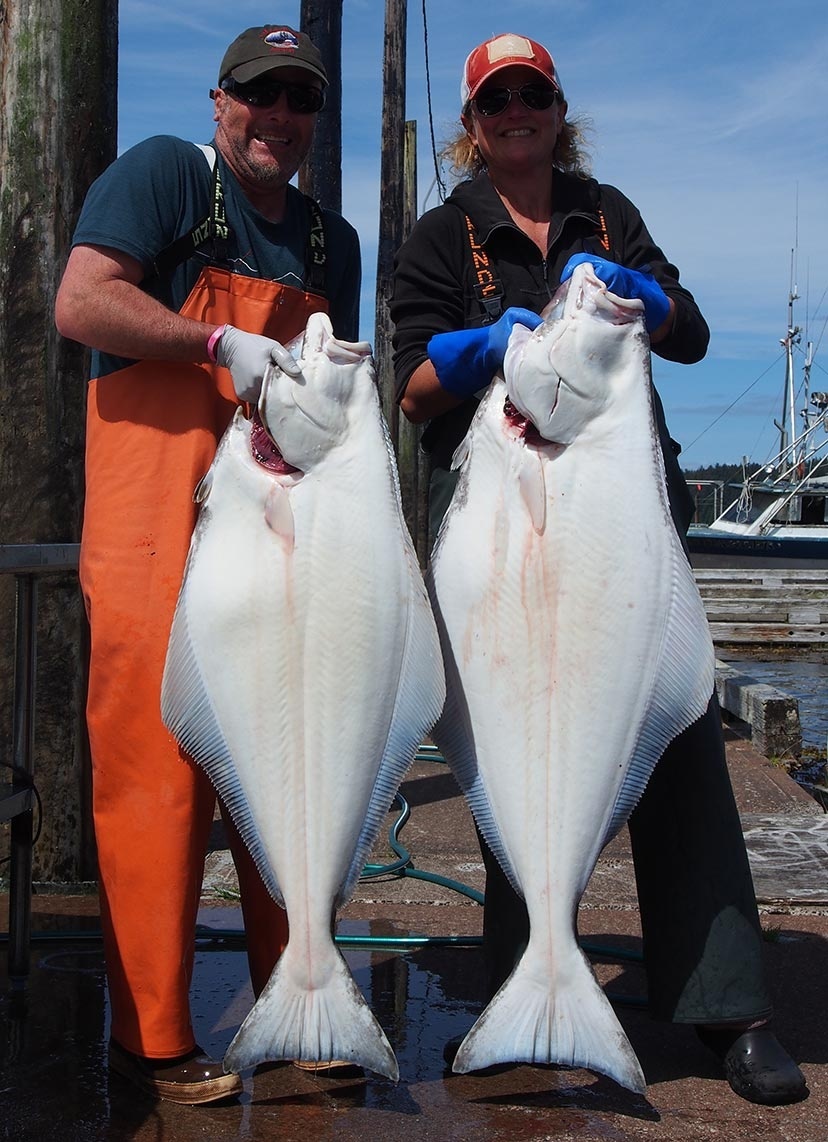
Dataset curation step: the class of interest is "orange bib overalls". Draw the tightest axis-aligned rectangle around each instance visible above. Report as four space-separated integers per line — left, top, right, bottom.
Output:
80 265 328 1057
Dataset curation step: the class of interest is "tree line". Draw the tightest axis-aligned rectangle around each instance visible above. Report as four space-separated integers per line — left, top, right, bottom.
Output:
681 462 746 484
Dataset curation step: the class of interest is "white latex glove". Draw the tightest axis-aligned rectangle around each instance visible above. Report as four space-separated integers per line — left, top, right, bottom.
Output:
215 325 301 403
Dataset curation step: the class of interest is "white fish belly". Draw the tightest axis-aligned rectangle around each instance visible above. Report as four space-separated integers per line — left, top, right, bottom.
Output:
438 427 697 904
167 430 444 914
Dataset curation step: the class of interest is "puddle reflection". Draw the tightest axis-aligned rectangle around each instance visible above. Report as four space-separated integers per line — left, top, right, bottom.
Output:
2 910 660 1139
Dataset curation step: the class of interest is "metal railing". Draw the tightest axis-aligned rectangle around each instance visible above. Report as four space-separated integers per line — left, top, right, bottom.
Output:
686 479 725 525
1 544 80 986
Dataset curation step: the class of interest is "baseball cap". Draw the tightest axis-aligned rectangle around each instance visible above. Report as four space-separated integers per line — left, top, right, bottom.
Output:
461 33 563 106
218 25 328 87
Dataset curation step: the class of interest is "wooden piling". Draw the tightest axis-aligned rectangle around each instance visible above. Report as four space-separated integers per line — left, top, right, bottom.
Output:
0 0 117 882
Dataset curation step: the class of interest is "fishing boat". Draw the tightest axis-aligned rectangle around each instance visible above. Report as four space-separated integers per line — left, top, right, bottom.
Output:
687 284 828 569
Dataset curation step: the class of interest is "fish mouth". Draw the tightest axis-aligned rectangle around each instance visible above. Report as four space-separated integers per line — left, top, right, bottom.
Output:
249 411 301 474
503 397 546 446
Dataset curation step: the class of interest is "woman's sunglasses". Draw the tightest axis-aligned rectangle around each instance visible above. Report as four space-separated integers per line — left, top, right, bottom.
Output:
472 83 559 118
218 77 326 114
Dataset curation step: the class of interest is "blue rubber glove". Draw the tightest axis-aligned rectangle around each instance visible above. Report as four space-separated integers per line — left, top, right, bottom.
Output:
561 254 671 333
427 307 543 398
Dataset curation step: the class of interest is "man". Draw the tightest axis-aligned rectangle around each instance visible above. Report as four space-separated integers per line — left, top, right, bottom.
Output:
55 25 361 1105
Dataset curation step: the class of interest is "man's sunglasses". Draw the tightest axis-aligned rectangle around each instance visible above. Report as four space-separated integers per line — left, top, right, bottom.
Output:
218 77 326 114
472 83 559 118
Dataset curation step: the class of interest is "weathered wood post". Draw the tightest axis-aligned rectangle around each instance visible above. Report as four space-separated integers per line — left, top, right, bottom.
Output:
0 0 118 882
375 0 430 560
375 0 407 443
299 0 342 211
397 121 430 564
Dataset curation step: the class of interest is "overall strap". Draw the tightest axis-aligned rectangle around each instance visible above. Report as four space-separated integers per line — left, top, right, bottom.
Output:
594 205 611 252
303 193 327 296
463 213 505 323
145 145 231 285
586 180 615 259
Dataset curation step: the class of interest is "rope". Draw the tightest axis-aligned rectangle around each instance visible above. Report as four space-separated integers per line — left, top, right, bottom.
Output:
421 0 447 205
682 351 785 457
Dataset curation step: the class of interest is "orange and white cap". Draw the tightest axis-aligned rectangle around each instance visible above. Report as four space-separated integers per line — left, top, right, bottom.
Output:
461 33 564 107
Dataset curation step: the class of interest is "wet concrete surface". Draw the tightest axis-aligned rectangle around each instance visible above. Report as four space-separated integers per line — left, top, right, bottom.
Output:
2 726 828 1140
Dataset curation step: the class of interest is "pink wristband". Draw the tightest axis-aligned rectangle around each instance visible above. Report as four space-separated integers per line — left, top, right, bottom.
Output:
206 324 227 364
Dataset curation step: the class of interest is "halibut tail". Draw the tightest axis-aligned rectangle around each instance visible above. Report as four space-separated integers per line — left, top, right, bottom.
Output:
223 945 399 1081
453 940 645 1094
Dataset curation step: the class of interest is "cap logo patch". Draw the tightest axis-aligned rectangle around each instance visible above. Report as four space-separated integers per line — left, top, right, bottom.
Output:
264 30 299 51
486 34 534 64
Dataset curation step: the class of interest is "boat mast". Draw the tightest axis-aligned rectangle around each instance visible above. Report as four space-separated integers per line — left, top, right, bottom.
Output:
777 249 801 467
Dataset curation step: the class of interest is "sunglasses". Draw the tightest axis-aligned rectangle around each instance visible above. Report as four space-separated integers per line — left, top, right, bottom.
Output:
472 83 559 118
219 77 326 114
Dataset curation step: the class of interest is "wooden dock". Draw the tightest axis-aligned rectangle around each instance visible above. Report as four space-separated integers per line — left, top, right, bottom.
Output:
693 567 828 645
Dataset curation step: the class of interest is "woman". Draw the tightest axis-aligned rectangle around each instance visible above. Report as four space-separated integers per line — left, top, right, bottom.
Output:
391 32 805 1106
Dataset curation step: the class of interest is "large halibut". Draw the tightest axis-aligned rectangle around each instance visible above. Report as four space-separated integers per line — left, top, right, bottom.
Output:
161 312 445 1080
428 262 715 1092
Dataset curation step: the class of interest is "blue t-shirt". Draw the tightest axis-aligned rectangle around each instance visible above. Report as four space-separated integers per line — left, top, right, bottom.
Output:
73 135 362 378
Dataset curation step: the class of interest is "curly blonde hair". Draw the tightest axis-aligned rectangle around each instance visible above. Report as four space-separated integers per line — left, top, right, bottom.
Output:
442 113 592 182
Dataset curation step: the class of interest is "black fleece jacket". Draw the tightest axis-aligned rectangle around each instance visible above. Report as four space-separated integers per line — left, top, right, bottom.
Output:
390 169 707 528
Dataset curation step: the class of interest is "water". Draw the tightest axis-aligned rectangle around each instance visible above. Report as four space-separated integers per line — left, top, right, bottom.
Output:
718 650 828 752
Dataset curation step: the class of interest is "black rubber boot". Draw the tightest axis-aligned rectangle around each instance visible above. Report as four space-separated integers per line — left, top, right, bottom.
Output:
696 1026 808 1106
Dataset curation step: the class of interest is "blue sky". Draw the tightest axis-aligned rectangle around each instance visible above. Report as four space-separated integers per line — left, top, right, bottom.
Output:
117 0 828 468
